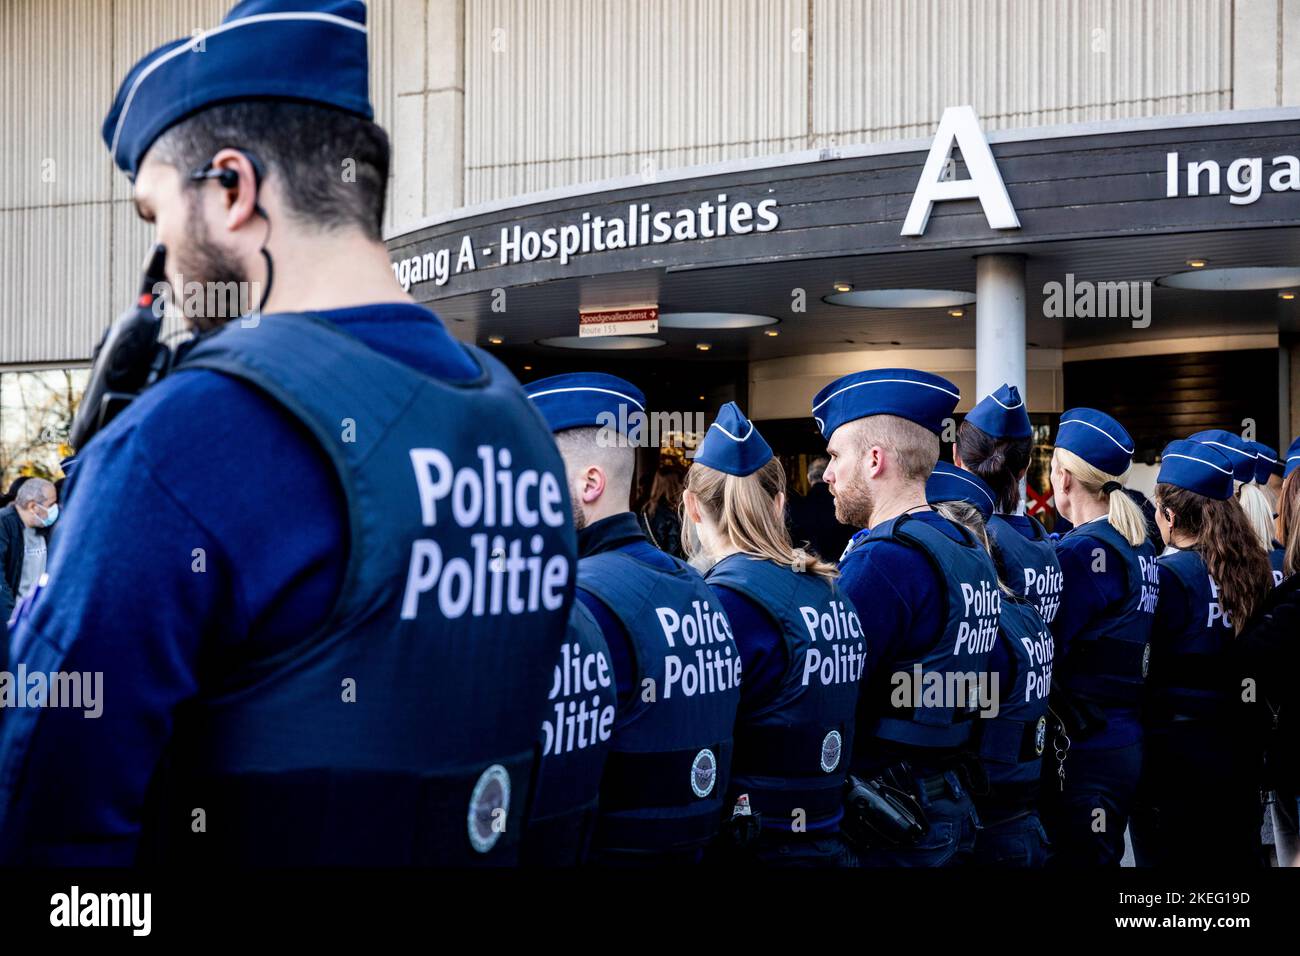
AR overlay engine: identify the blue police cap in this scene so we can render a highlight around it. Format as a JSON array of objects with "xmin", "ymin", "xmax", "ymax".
[
  {"xmin": 1055, "ymin": 408, "xmax": 1134, "ymax": 477},
  {"xmin": 812, "ymin": 368, "xmax": 960, "ymax": 439},
  {"xmin": 1286, "ymin": 436, "xmax": 1300, "ymax": 480},
  {"xmin": 964, "ymin": 383, "xmax": 1032, "ymax": 440},
  {"xmin": 524, "ymin": 372, "xmax": 645, "ymax": 435},
  {"xmin": 1187, "ymin": 430, "xmax": 1256, "ymax": 484},
  {"xmin": 1248, "ymin": 442, "xmax": 1282, "ymax": 483},
  {"xmin": 925, "ymin": 462, "xmax": 995, "ymax": 521},
  {"xmin": 694, "ymin": 403, "xmax": 773, "ymax": 477},
  {"xmin": 103, "ymin": 0, "xmax": 374, "ymax": 178},
  {"xmin": 1157, "ymin": 440, "xmax": 1234, "ymax": 501}
]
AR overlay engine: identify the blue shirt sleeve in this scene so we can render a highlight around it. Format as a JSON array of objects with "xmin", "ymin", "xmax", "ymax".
[
  {"xmin": 707, "ymin": 584, "xmax": 787, "ymax": 713},
  {"xmin": 0, "ymin": 370, "xmax": 345, "ymax": 865}
]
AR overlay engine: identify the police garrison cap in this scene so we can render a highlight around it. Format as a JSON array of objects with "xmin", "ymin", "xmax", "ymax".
[
  {"xmin": 524, "ymin": 372, "xmax": 646, "ymax": 436},
  {"xmin": 102, "ymin": 0, "xmax": 374, "ymax": 178},
  {"xmin": 1187, "ymin": 429, "xmax": 1257, "ymax": 484},
  {"xmin": 1157, "ymin": 440, "xmax": 1235, "ymax": 501},
  {"xmin": 1247, "ymin": 441, "xmax": 1282, "ymax": 484},
  {"xmin": 694, "ymin": 403, "xmax": 773, "ymax": 477},
  {"xmin": 812, "ymin": 368, "xmax": 960, "ymax": 440},
  {"xmin": 925, "ymin": 461, "xmax": 996, "ymax": 522},
  {"xmin": 964, "ymin": 383, "xmax": 1033, "ymax": 440},
  {"xmin": 1286, "ymin": 436, "xmax": 1300, "ymax": 480},
  {"xmin": 1055, "ymin": 408, "xmax": 1134, "ymax": 478}
]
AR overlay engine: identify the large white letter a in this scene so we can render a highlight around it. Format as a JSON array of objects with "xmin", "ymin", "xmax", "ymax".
[{"xmin": 901, "ymin": 106, "xmax": 1020, "ymax": 236}]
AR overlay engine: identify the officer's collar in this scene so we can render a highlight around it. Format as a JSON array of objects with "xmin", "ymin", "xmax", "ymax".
[{"xmin": 577, "ymin": 511, "xmax": 647, "ymax": 559}]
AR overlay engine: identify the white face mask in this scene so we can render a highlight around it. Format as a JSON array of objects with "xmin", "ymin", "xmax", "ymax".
[{"xmin": 684, "ymin": 517, "xmax": 718, "ymax": 574}]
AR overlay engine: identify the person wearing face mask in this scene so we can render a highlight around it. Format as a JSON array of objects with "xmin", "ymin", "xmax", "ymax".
[
  {"xmin": 0, "ymin": 479, "xmax": 58, "ymax": 644},
  {"xmin": 1130, "ymin": 440, "xmax": 1272, "ymax": 867},
  {"xmin": 0, "ymin": 1, "xmax": 577, "ymax": 866},
  {"xmin": 1041, "ymin": 408, "xmax": 1157, "ymax": 867},
  {"xmin": 682, "ymin": 403, "xmax": 862, "ymax": 866}
]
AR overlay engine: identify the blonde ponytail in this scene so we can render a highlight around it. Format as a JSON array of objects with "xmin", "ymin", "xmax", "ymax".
[
  {"xmin": 1055, "ymin": 447, "xmax": 1147, "ymax": 548},
  {"xmin": 683, "ymin": 458, "xmax": 839, "ymax": 580},
  {"xmin": 1237, "ymin": 481, "xmax": 1276, "ymax": 551}
]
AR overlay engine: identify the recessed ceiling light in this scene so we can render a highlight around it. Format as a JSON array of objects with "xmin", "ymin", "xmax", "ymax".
[
  {"xmin": 1186, "ymin": 258, "xmax": 1207, "ymax": 268},
  {"xmin": 698, "ymin": 395, "xmax": 705, "ymax": 401},
  {"xmin": 764, "ymin": 329, "xmax": 779, "ymax": 337},
  {"xmin": 824, "ymin": 289, "xmax": 977, "ymax": 309},
  {"xmin": 1158, "ymin": 267, "xmax": 1300, "ymax": 291},
  {"xmin": 695, "ymin": 342, "xmax": 712, "ymax": 351},
  {"xmin": 487, "ymin": 336, "xmax": 504, "ymax": 345},
  {"xmin": 948, "ymin": 308, "xmax": 965, "ymax": 317},
  {"xmin": 537, "ymin": 335, "xmax": 666, "ymax": 350},
  {"xmin": 1281, "ymin": 291, "xmax": 1297, "ymax": 301},
  {"xmin": 833, "ymin": 282, "xmax": 853, "ymax": 293},
  {"xmin": 658, "ymin": 312, "xmax": 778, "ymax": 329},
  {"xmin": 523, "ymin": 364, "xmax": 533, "ymax": 370}
]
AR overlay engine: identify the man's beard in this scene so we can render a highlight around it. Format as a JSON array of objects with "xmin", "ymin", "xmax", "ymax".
[
  {"xmin": 171, "ymin": 201, "xmax": 253, "ymax": 333},
  {"xmin": 832, "ymin": 479, "xmax": 874, "ymax": 529}
]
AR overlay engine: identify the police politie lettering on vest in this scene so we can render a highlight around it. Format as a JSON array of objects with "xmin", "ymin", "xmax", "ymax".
[
  {"xmin": 403, "ymin": 446, "xmax": 570, "ymax": 619},
  {"xmin": 525, "ymin": 372, "xmax": 741, "ymax": 861},
  {"xmin": 816, "ymin": 367, "xmax": 998, "ymax": 866}
]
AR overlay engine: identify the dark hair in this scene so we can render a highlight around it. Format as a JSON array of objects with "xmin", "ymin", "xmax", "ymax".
[
  {"xmin": 1156, "ymin": 482, "xmax": 1272, "ymax": 634},
  {"xmin": 150, "ymin": 100, "xmax": 391, "ymax": 240},
  {"xmin": 956, "ymin": 419, "xmax": 1033, "ymax": 513}
]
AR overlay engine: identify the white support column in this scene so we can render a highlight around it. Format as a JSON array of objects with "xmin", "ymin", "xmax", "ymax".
[{"xmin": 974, "ymin": 254, "xmax": 1027, "ymax": 402}]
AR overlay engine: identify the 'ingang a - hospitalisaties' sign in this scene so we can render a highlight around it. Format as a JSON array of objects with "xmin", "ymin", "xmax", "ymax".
[{"xmin": 389, "ymin": 106, "xmax": 1300, "ymax": 303}]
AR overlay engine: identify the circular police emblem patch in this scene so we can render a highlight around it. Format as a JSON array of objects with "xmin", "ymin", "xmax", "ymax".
[
  {"xmin": 690, "ymin": 748, "xmax": 717, "ymax": 798},
  {"xmin": 1141, "ymin": 643, "xmax": 1152, "ymax": 680},
  {"xmin": 1034, "ymin": 716, "xmax": 1048, "ymax": 756},
  {"xmin": 467, "ymin": 764, "xmax": 511, "ymax": 854},
  {"xmin": 820, "ymin": 730, "xmax": 843, "ymax": 773}
]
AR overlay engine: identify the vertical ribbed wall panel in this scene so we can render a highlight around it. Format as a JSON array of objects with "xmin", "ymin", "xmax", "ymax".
[
  {"xmin": 464, "ymin": 0, "xmax": 811, "ymax": 204},
  {"xmin": 811, "ymin": 0, "xmax": 1233, "ymax": 142}
]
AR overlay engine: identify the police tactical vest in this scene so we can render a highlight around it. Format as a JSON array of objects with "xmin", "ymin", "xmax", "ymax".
[
  {"xmin": 858, "ymin": 514, "xmax": 1001, "ymax": 756},
  {"xmin": 522, "ymin": 601, "xmax": 616, "ymax": 865},
  {"xmin": 1056, "ymin": 520, "xmax": 1158, "ymax": 706},
  {"xmin": 705, "ymin": 554, "xmax": 863, "ymax": 829},
  {"xmin": 977, "ymin": 596, "xmax": 1053, "ymax": 819},
  {"xmin": 141, "ymin": 312, "xmax": 575, "ymax": 865},
  {"xmin": 988, "ymin": 514, "xmax": 1064, "ymax": 624},
  {"xmin": 578, "ymin": 550, "xmax": 740, "ymax": 856},
  {"xmin": 1271, "ymin": 542, "xmax": 1286, "ymax": 587},
  {"xmin": 1147, "ymin": 548, "xmax": 1236, "ymax": 722}
]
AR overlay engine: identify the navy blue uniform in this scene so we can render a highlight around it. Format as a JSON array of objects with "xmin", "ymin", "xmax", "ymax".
[
  {"xmin": 0, "ymin": 305, "xmax": 575, "ymax": 865},
  {"xmin": 1270, "ymin": 541, "xmax": 1286, "ymax": 587},
  {"xmin": 838, "ymin": 511, "xmax": 1000, "ymax": 866},
  {"xmin": 575, "ymin": 513, "xmax": 741, "ymax": 864},
  {"xmin": 988, "ymin": 514, "xmax": 1063, "ymax": 624},
  {"xmin": 973, "ymin": 596, "xmax": 1054, "ymax": 866},
  {"xmin": 1131, "ymin": 549, "xmax": 1263, "ymax": 867},
  {"xmin": 522, "ymin": 601, "xmax": 616, "ymax": 865},
  {"xmin": 705, "ymin": 554, "xmax": 862, "ymax": 866},
  {"xmin": 1041, "ymin": 517, "xmax": 1158, "ymax": 867}
]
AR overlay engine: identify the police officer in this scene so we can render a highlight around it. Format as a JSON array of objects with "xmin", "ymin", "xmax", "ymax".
[
  {"xmin": 926, "ymin": 463, "xmax": 1054, "ymax": 867},
  {"xmin": 1040, "ymin": 409, "xmax": 1157, "ymax": 867},
  {"xmin": 1279, "ymin": 437, "xmax": 1300, "ymax": 581},
  {"xmin": 0, "ymin": 0, "xmax": 577, "ymax": 866},
  {"xmin": 1247, "ymin": 441, "xmax": 1287, "ymax": 584},
  {"xmin": 681, "ymin": 403, "xmax": 862, "ymax": 866},
  {"xmin": 1130, "ymin": 440, "xmax": 1272, "ymax": 867},
  {"xmin": 521, "ymin": 601, "xmax": 617, "ymax": 865},
  {"xmin": 955, "ymin": 383, "xmax": 1063, "ymax": 624},
  {"xmin": 816, "ymin": 368, "xmax": 999, "ymax": 866},
  {"xmin": 1189, "ymin": 430, "xmax": 1274, "ymax": 555},
  {"xmin": 525, "ymin": 373, "xmax": 740, "ymax": 865}
]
